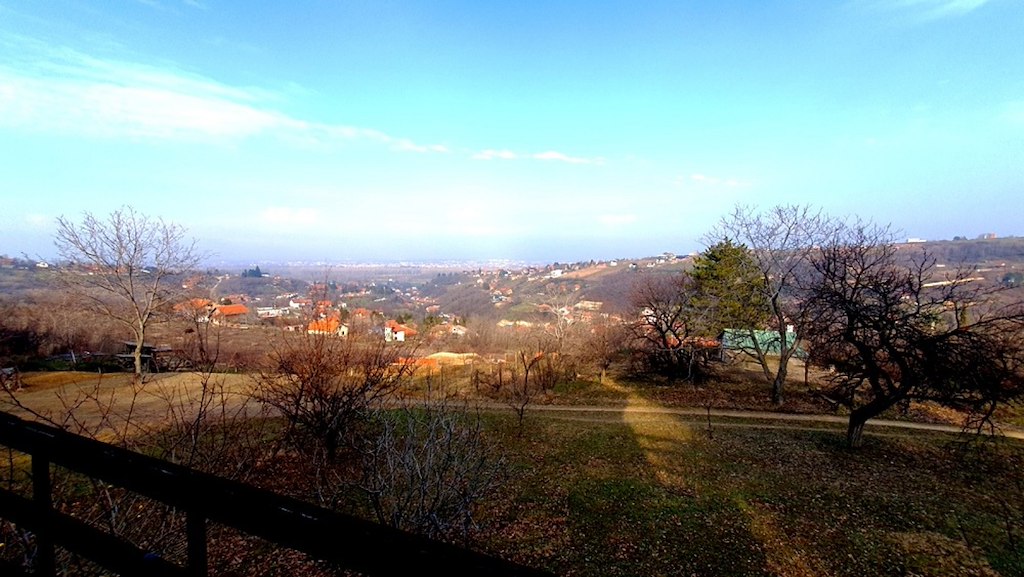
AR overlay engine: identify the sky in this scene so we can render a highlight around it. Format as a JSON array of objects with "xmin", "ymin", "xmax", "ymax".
[{"xmin": 0, "ymin": 0, "xmax": 1022, "ymax": 264}]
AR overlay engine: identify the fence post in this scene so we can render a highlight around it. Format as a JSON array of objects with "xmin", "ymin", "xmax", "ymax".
[
  {"xmin": 186, "ymin": 511, "xmax": 207, "ymax": 577},
  {"xmin": 32, "ymin": 453, "xmax": 56, "ymax": 577}
]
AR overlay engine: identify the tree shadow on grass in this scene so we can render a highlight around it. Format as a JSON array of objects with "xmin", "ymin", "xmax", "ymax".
[{"xmin": 493, "ymin": 382, "xmax": 773, "ymax": 576}]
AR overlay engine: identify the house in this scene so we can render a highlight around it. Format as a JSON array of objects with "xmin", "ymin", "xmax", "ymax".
[
  {"xmin": 719, "ymin": 328, "xmax": 803, "ymax": 359},
  {"xmin": 256, "ymin": 307, "xmax": 289, "ymax": 318},
  {"xmin": 384, "ymin": 320, "xmax": 417, "ymax": 342},
  {"xmin": 308, "ymin": 318, "xmax": 348, "ymax": 337},
  {"xmin": 429, "ymin": 323, "xmax": 469, "ymax": 339},
  {"xmin": 211, "ymin": 304, "xmax": 250, "ymax": 325}
]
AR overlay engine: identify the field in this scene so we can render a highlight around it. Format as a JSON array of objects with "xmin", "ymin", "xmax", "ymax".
[{"xmin": 2, "ymin": 370, "xmax": 1023, "ymax": 576}]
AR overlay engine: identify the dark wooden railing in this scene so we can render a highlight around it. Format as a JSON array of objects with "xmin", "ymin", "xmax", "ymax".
[{"xmin": 0, "ymin": 410, "xmax": 552, "ymax": 577}]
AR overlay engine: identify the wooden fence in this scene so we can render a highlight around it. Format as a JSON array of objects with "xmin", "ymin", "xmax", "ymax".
[{"xmin": 0, "ymin": 410, "xmax": 552, "ymax": 577}]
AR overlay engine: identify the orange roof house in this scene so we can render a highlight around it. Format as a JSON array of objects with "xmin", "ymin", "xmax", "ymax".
[
  {"xmin": 209, "ymin": 303, "xmax": 250, "ymax": 326},
  {"xmin": 385, "ymin": 320, "xmax": 417, "ymax": 338},
  {"xmin": 308, "ymin": 318, "xmax": 348, "ymax": 336},
  {"xmin": 212, "ymin": 304, "xmax": 249, "ymax": 317}
]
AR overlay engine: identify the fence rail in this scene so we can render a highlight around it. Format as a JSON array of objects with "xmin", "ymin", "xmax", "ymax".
[{"xmin": 0, "ymin": 410, "xmax": 552, "ymax": 577}]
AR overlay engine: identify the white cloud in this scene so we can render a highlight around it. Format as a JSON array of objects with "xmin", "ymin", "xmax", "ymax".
[
  {"xmin": 532, "ymin": 150, "xmax": 602, "ymax": 165},
  {"xmin": 471, "ymin": 148, "xmax": 603, "ymax": 164},
  {"xmin": 472, "ymin": 149, "xmax": 518, "ymax": 160},
  {"xmin": 0, "ymin": 40, "xmax": 611, "ymax": 168},
  {"xmin": 394, "ymin": 139, "xmax": 450, "ymax": 154},
  {"xmin": 0, "ymin": 43, "xmax": 447, "ymax": 153}
]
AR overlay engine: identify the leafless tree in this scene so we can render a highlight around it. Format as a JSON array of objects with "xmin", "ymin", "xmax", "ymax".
[
  {"xmin": 628, "ymin": 272, "xmax": 713, "ymax": 382},
  {"xmin": 579, "ymin": 315, "xmax": 630, "ymax": 384},
  {"xmin": 152, "ymin": 304, "xmax": 269, "ymax": 479},
  {"xmin": 55, "ymin": 206, "xmax": 200, "ymax": 378},
  {"xmin": 505, "ymin": 348, "xmax": 546, "ymax": 434},
  {"xmin": 709, "ymin": 204, "xmax": 837, "ymax": 404},
  {"xmin": 354, "ymin": 391, "xmax": 506, "ymax": 541},
  {"xmin": 803, "ymin": 221, "xmax": 1024, "ymax": 447},
  {"xmin": 253, "ymin": 331, "xmax": 414, "ymax": 463}
]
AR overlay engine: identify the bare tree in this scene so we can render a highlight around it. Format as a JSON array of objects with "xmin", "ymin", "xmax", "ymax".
[
  {"xmin": 354, "ymin": 392, "xmax": 506, "ymax": 541},
  {"xmin": 709, "ymin": 204, "xmax": 836, "ymax": 405},
  {"xmin": 803, "ymin": 221, "xmax": 1024, "ymax": 447},
  {"xmin": 254, "ymin": 331, "xmax": 414, "ymax": 463},
  {"xmin": 55, "ymin": 206, "xmax": 200, "ymax": 377},
  {"xmin": 506, "ymin": 348, "xmax": 546, "ymax": 434},
  {"xmin": 579, "ymin": 315, "xmax": 630, "ymax": 384},
  {"xmin": 628, "ymin": 272, "xmax": 712, "ymax": 382}
]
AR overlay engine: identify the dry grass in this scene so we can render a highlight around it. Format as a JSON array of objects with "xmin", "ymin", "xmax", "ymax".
[{"xmin": 482, "ymin": 412, "xmax": 1024, "ymax": 577}]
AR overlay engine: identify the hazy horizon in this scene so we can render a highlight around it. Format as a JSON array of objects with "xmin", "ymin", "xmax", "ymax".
[{"xmin": 2, "ymin": 1, "xmax": 1022, "ymax": 263}]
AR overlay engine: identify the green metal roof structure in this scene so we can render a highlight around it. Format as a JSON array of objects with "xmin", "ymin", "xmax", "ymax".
[{"xmin": 719, "ymin": 328, "xmax": 804, "ymax": 358}]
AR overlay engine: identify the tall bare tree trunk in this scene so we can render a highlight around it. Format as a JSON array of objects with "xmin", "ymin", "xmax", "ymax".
[
  {"xmin": 133, "ymin": 329, "xmax": 145, "ymax": 378},
  {"xmin": 771, "ymin": 367, "xmax": 786, "ymax": 406}
]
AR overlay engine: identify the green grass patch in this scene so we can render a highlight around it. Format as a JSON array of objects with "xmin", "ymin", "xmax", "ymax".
[{"xmin": 481, "ymin": 413, "xmax": 1024, "ymax": 577}]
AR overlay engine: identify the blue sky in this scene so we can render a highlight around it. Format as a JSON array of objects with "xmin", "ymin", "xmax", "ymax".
[{"xmin": 1, "ymin": 0, "xmax": 1021, "ymax": 263}]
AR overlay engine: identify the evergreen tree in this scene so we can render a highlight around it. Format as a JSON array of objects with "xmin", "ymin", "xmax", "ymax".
[{"xmin": 689, "ymin": 239, "xmax": 770, "ymax": 337}]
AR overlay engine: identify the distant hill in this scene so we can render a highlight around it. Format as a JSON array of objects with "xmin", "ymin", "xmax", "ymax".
[{"xmin": 907, "ymin": 237, "xmax": 1024, "ymax": 266}]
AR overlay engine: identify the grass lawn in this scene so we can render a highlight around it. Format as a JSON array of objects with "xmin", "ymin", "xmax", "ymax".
[{"xmin": 481, "ymin": 411, "xmax": 1024, "ymax": 577}]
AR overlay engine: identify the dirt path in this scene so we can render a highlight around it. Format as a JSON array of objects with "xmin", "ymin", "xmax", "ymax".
[
  {"xmin": 5, "ymin": 372, "xmax": 1021, "ymax": 441},
  {"xmin": 519, "ymin": 404, "xmax": 1002, "ymax": 433},
  {"xmin": 501, "ymin": 403, "xmax": 1024, "ymax": 439}
]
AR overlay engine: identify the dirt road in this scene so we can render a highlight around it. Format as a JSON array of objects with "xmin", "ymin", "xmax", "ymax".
[{"xmin": 4, "ymin": 372, "xmax": 1022, "ymax": 441}]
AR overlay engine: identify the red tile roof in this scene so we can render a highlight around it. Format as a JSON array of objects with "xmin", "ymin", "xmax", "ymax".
[{"xmin": 214, "ymin": 304, "xmax": 249, "ymax": 317}]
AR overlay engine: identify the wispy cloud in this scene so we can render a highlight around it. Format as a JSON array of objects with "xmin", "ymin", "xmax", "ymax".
[
  {"xmin": 0, "ymin": 39, "xmax": 613, "ymax": 167},
  {"xmin": 395, "ymin": 140, "xmax": 449, "ymax": 153},
  {"xmin": 532, "ymin": 150, "xmax": 603, "ymax": 165},
  {"xmin": 471, "ymin": 148, "xmax": 602, "ymax": 165},
  {"xmin": 870, "ymin": 0, "xmax": 991, "ymax": 19},
  {"xmin": 0, "ymin": 41, "xmax": 447, "ymax": 153}
]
